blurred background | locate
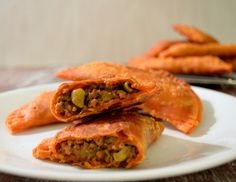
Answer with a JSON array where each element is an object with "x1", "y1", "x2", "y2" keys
[{"x1": 1, "y1": 0, "x2": 236, "y2": 67}]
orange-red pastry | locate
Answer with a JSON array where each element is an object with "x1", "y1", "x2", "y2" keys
[
  {"x1": 128, "y1": 55, "x2": 233, "y2": 75},
  {"x1": 33, "y1": 111, "x2": 164, "y2": 169},
  {"x1": 56, "y1": 62, "x2": 202, "y2": 133},
  {"x1": 159, "y1": 43, "x2": 236, "y2": 57},
  {"x1": 138, "y1": 70, "x2": 202, "y2": 134},
  {"x1": 5, "y1": 92, "x2": 60, "y2": 134},
  {"x1": 56, "y1": 62, "x2": 158, "y2": 95},
  {"x1": 56, "y1": 62, "x2": 134, "y2": 81},
  {"x1": 51, "y1": 78, "x2": 156, "y2": 122},
  {"x1": 223, "y1": 57, "x2": 236, "y2": 71},
  {"x1": 173, "y1": 24, "x2": 218, "y2": 43}
]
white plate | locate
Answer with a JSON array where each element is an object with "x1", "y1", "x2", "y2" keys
[{"x1": 0, "y1": 84, "x2": 236, "y2": 181}]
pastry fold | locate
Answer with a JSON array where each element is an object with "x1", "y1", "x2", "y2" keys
[
  {"x1": 5, "y1": 92, "x2": 60, "y2": 134},
  {"x1": 56, "y1": 62, "x2": 202, "y2": 133},
  {"x1": 139, "y1": 70, "x2": 202, "y2": 134},
  {"x1": 51, "y1": 78, "x2": 156, "y2": 122},
  {"x1": 33, "y1": 112, "x2": 164, "y2": 169}
]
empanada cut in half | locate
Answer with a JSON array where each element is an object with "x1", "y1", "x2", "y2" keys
[
  {"x1": 51, "y1": 78, "x2": 156, "y2": 122},
  {"x1": 55, "y1": 62, "x2": 202, "y2": 134},
  {"x1": 33, "y1": 112, "x2": 164, "y2": 169}
]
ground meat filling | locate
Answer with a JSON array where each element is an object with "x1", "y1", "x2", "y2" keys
[
  {"x1": 55, "y1": 82, "x2": 137, "y2": 117},
  {"x1": 56, "y1": 136, "x2": 138, "y2": 168}
]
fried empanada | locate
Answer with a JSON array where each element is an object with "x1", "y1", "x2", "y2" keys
[
  {"x1": 56, "y1": 62, "x2": 133, "y2": 81},
  {"x1": 223, "y1": 57, "x2": 236, "y2": 71},
  {"x1": 138, "y1": 70, "x2": 202, "y2": 134},
  {"x1": 145, "y1": 40, "x2": 185, "y2": 57},
  {"x1": 128, "y1": 55, "x2": 232, "y2": 75},
  {"x1": 5, "y1": 92, "x2": 60, "y2": 134},
  {"x1": 51, "y1": 78, "x2": 156, "y2": 122},
  {"x1": 173, "y1": 24, "x2": 218, "y2": 43},
  {"x1": 33, "y1": 112, "x2": 164, "y2": 169},
  {"x1": 159, "y1": 43, "x2": 236, "y2": 57},
  {"x1": 56, "y1": 62, "x2": 161, "y2": 88},
  {"x1": 56, "y1": 62, "x2": 202, "y2": 133}
]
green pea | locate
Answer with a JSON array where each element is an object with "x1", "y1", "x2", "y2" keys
[
  {"x1": 105, "y1": 137, "x2": 114, "y2": 143},
  {"x1": 123, "y1": 82, "x2": 133, "y2": 93},
  {"x1": 71, "y1": 88, "x2": 86, "y2": 108},
  {"x1": 113, "y1": 146, "x2": 131, "y2": 162},
  {"x1": 105, "y1": 149, "x2": 111, "y2": 162},
  {"x1": 101, "y1": 91, "x2": 113, "y2": 102}
]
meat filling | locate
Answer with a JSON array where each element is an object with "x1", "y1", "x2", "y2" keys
[
  {"x1": 56, "y1": 136, "x2": 138, "y2": 168},
  {"x1": 55, "y1": 82, "x2": 137, "y2": 117}
]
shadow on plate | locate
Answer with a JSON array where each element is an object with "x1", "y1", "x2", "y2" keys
[
  {"x1": 190, "y1": 99, "x2": 216, "y2": 137},
  {"x1": 137, "y1": 134, "x2": 228, "y2": 169}
]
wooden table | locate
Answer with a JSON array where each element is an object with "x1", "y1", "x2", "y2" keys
[{"x1": 0, "y1": 67, "x2": 235, "y2": 182}]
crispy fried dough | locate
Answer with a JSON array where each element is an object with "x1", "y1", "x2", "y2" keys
[
  {"x1": 174, "y1": 24, "x2": 218, "y2": 43},
  {"x1": 138, "y1": 70, "x2": 202, "y2": 134},
  {"x1": 33, "y1": 112, "x2": 164, "y2": 168},
  {"x1": 56, "y1": 62, "x2": 202, "y2": 134},
  {"x1": 128, "y1": 56, "x2": 232, "y2": 75},
  {"x1": 145, "y1": 40, "x2": 185, "y2": 57},
  {"x1": 51, "y1": 78, "x2": 156, "y2": 122},
  {"x1": 5, "y1": 92, "x2": 60, "y2": 134},
  {"x1": 160, "y1": 43, "x2": 236, "y2": 57},
  {"x1": 223, "y1": 57, "x2": 236, "y2": 71}
]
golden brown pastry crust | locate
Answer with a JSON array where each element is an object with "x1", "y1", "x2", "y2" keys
[
  {"x1": 55, "y1": 62, "x2": 202, "y2": 134},
  {"x1": 33, "y1": 112, "x2": 164, "y2": 169},
  {"x1": 173, "y1": 24, "x2": 218, "y2": 43},
  {"x1": 128, "y1": 55, "x2": 233, "y2": 75},
  {"x1": 159, "y1": 43, "x2": 236, "y2": 57},
  {"x1": 5, "y1": 92, "x2": 60, "y2": 134},
  {"x1": 51, "y1": 78, "x2": 156, "y2": 122}
]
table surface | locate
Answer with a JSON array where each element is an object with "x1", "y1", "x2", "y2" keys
[{"x1": 0, "y1": 67, "x2": 235, "y2": 182}]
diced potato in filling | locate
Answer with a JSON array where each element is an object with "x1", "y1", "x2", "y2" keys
[
  {"x1": 56, "y1": 136, "x2": 138, "y2": 168},
  {"x1": 55, "y1": 82, "x2": 136, "y2": 117}
]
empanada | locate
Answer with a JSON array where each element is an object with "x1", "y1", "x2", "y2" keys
[
  {"x1": 51, "y1": 78, "x2": 156, "y2": 121},
  {"x1": 33, "y1": 111, "x2": 164, "y2": 168},
  {"x1": 5, "y1": 92, "x2": 60, "y2": 134},
  {"x1": 138, "y1": 70, "x2": 202, "y2": 134},
  {"x1": 223, "y1": 57, "x2": 236, "y2": 71},
  {"x1": 159, "y1": 43, "x2": 236, "y2": 57},
  {"x1": 145, "y1": 40, "x2": 185, "y2": 57},
  {"x1": 128, "y1": 55, "x2": 232, "y2": 75},
  {"x1": 173, "y1": 24, "x2": 218, "y2": 43},
  {"x1": 56, "y1": 62, "x2": 202, "y2": 133}
]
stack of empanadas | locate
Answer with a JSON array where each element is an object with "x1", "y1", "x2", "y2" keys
[
  {"x1": 56, "y1": 62, "x2": 202, "y2": 134},
  {"x1": 5, "y1": 64, "x2": 202, "y2": 168},
  {"x1": 129, "y1": 24, "x2": 236, "y2": 75}
]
